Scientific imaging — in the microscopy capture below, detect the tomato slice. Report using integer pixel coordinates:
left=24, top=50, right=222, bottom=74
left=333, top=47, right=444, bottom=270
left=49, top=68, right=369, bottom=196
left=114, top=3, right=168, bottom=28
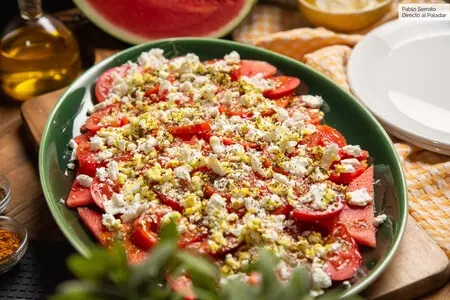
left=90, top=178, right=119, bottom=210
left=307, top=125, right=347, bottom=148
left=154, top=190, right=184, bottom=212
left=263, top=76, right=300, bottom=99
left=292, top=200, right=344, bottom=222
left=337, top=166, right=376, bottom=247
left=132, top=226, right=158, bottom=251
left=273, top=96, right=291, bottom=108
left=329, top=162, right=367, bottom=185
left=271, top=204, right=293, bottom=216
left=66, top=178, right=94, bottom=208
left=325, top=223, right=362, bottom=281
left=231, top=60, right=277, bottom=80
left=86, top=104, right=127, bottom=132
left=95, top=66, right=128, bottom=103
left=186, top=236, right=242, bottom=258
left=169, top=122, right=212, bottom=135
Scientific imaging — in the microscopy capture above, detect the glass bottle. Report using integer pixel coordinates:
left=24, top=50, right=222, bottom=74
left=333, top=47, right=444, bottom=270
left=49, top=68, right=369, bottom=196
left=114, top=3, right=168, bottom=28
left=0, top=0, right=81, bottom=101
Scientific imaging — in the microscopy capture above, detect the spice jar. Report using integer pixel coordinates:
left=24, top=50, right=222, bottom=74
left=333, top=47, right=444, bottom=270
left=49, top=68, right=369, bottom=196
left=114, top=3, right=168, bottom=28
left=0, top=175, right=11, bottom=214
left=0, top=216, right=28, bottom=273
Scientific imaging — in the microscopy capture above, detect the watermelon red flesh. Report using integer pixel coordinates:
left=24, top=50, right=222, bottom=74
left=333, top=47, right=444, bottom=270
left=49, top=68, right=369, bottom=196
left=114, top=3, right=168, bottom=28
left=77, top=207, right=108, bottom=244
left=74, top=0, right=255, bottom=44
left=67, top=179, right=94, bottom=208
left=337, top=165, right=376, bottom=248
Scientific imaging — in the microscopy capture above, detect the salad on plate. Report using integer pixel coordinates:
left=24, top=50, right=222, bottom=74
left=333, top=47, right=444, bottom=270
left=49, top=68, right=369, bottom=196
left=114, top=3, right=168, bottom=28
left=63, top=49, right=386, bottom=295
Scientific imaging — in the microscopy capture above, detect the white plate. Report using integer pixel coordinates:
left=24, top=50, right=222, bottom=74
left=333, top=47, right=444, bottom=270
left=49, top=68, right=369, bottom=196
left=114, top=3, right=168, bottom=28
left=348, top=20, right=450, bottom=155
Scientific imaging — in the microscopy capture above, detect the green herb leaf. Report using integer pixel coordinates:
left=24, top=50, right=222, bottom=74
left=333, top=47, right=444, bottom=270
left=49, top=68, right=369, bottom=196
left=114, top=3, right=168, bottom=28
left=282, top=267, right=310, bottom=300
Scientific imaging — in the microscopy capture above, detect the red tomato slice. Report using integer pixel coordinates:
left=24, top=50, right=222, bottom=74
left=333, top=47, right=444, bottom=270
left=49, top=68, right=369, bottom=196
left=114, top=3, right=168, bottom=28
left=325, top=223, right=362, bottom=281
left=186, top=236, right=242, bottom=258
left=132, top=226, right=158, bottom=251
left=169, top=122, right=212, bottom=135
left=337, top=166, right=376, bottom=247
left=95, top=66, right=128, bottom=103
left=154, top=190, right=184, bottom=212
left=292, top=200, right=344, bottom=222
left=66, top=178, right=94, bottom=208
left=90, top=178, right=119, bottom=210
left=271, top=204, right=293, bottom=216
left=77, top=207, right=108, bottom=244
left=218, top=104, right=254, bottom=118
left=263, top=76, right=300, bottom=99
left=167, top=275, right=195, bottom=300
left=85, top=105, right=127, bottom=132
left=274, top=96, right=291, bottom=108
left=339, top=149, right=370, bottom=161
left=329, top=162, right=367, bottom=185
left=307, top=125, right=347, bottom=148
left=74, top=132, right=102, bottom=177
left=231, top=60, right=277, bottom=80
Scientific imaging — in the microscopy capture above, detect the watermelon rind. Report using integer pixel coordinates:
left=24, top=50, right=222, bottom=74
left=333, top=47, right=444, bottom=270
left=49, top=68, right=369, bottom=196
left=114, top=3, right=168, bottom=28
left=73, top=0, right=256, bottom=44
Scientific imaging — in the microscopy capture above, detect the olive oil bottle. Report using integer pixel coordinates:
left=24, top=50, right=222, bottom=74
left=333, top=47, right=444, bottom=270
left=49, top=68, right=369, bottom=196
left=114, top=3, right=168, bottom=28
left=0, top=0, right=81, bottom=101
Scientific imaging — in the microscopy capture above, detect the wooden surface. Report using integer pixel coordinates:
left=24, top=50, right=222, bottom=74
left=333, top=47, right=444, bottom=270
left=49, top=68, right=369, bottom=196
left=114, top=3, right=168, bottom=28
left=20, top=66, right=450, bottom=299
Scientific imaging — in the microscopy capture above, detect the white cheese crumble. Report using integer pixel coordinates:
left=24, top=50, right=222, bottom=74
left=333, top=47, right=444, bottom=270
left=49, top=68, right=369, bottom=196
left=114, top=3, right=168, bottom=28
left=138, top=137, right=157, bottom=154
left=342, top=145, right=363, bottom=157
left=321, top=143, right=340, bottom=168
left=76, top=174, right=93, bottom=188
left=96, top=167, right=108, bottom=182
left=281, top=157, right=309, bottom=177
left=302, top=95, right=324, bottom=108
left=373, top=214, right=387, bottom=227
left=298, top=183, right=328, bottom=210
left=311, top=258, right=332, bottom=289
left=224, top=51, right=240, bottom=64
left=347, top=188, right=373, bottom=206
left=137, top=48, right=168, bottom=70
left=97, top=149, right=113, bottom=161
left=174, top=166, right=191, bottom=181
left=210, top=136, right=225, bottom=156
left=90, top=136, right=104, bottom=151
left=241, top=74, right=275, bottom=92
left=102, top=213, right=121, bottom=231
left=67, top=163, right=75, bottom=170
left=107, top=161, right=119, bottom=181
left=340, top=158, right=361, bottom=173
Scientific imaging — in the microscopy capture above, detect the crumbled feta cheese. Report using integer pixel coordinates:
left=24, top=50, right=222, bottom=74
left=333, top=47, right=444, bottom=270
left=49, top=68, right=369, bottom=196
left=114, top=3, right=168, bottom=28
left=347, top=188, right=373, bottom=206
left=137, top=48, right=168, bottom=69
left=117, top=139, right=126, bottom=152
left=342, top=145, right=363, bottom=157
left=275, top=107, right=289, bottom=122
left=298, top=183, right=328, bottom=209
left=343, top=281, right=351, bottom=288
left=76, top=174, right=93, bottom=187
left=241, top=74, right=275, bottom=92
left=90, top=136, right=104, bottom=151
left=174, top=166, right=191, bottom=181
left=321, top=143, right=340, bottom=168
left=60, top=198, right=65, bottom=205
left=111, top=193, right=125, bottom=207
left=102, top=213, right=122, bottom=231
left=373, top=214, right=387, bottom=226
left=273, top=173, right=291, bottom=186
left=88, top=101, right=108, bottom=114
left=302, top=95, right=324, bottom=108
left=281, top=157, right=309, bottom=177
left=210, top=136, right=225, bottom=156
left=138, top=137, right=157, bottom=154
left=250, top=154, right=266, bottom=178
left=209, top=194, right=227, bottom=211
left=67, top=163, right=75, bottom=170
left=107, top=161, right=119, bottom=180
left=96, top=167, right=108, bottom=182
left=69, top=139, right=77, bottom=149
left=127, top=143, right=137, bottom=152
left=97, top=149, right=113, bottom=161
left=311, top=258, right=332, bottom=289
left=224, top=51, right=240, bottom=64
left=159, top=80, right=173, bottom=95
left=340, top=158, right=360, bottom=173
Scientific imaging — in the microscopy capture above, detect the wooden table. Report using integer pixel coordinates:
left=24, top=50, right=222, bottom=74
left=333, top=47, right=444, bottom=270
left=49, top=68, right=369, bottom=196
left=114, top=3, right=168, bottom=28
left=1, top=19, right=450, bottom=299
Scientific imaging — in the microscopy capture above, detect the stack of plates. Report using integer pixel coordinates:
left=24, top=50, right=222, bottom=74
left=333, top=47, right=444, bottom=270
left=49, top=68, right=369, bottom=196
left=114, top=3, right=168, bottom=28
left=348, top=20, right=450, bottom=155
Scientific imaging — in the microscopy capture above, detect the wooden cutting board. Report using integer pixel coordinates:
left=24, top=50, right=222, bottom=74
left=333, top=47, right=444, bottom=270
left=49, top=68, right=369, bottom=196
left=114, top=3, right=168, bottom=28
left=20, top=51, right=450, bottom=300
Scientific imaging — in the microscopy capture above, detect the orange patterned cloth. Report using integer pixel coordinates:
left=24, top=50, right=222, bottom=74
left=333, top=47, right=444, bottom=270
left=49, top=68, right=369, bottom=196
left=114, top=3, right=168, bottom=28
left=233, top=0, right=450, bottom=256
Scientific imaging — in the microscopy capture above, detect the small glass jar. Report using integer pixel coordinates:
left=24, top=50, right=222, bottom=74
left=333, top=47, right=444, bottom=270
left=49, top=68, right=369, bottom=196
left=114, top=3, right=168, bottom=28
left=0, top=175, right=11, bottom=215
left=0, top=216, right=28, bottom=274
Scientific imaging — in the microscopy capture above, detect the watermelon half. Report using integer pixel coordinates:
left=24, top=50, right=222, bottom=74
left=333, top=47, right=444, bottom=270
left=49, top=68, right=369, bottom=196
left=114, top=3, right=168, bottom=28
left=74, top=0, right=256, bottom=44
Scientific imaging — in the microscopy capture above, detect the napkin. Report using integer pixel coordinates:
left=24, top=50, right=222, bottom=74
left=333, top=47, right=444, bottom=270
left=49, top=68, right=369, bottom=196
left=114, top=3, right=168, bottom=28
left=233, top=0, right=450, bottom=256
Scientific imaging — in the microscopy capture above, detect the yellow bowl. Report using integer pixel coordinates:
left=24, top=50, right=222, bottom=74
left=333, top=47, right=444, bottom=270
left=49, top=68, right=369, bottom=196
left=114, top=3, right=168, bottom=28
left=298, top=0, right=392, bottom=33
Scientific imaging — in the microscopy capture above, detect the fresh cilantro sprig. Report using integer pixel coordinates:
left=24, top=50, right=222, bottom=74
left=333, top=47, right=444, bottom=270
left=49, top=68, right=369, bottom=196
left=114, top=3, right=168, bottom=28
left=51, top=222, right=363, bottom=300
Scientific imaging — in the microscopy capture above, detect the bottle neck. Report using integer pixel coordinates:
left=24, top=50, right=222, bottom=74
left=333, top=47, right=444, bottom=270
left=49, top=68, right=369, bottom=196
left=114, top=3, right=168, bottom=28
left=18, top=0, right=43, bottom=20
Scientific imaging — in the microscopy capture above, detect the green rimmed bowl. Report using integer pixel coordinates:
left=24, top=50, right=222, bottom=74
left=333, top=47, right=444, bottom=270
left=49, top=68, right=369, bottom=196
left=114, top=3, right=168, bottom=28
left=39, top=38, right=408, bottom=297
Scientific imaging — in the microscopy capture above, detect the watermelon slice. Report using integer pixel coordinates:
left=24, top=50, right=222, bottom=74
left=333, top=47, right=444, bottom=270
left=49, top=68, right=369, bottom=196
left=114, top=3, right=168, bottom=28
left=77, top=207, right=108, bottom=244
left=67, top=179, right=94, bottom=208
left=73, top=0, right=256, bottom=44
left=337, top=165, right=376, bottom=248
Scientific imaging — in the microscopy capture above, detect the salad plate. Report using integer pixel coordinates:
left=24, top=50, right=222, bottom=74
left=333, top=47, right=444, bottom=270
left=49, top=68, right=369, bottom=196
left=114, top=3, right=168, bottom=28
left=348, top=20, right=450, bottom=155
left=39, top=38, right=407, bottom=297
